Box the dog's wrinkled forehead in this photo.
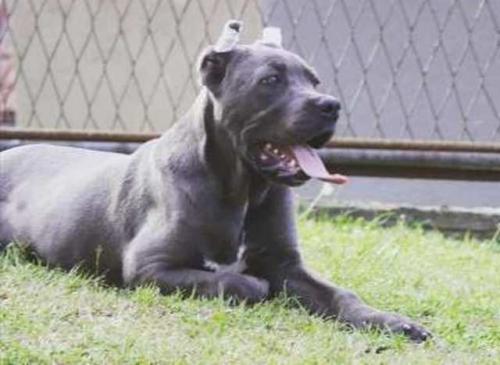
[231,44,320,86]
[221,20,318,83]
[199,20,321,98]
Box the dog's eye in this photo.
[259,75,280,86]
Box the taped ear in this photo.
[261,27,282,47]
[198,20,243,96]
[214,20,242,52]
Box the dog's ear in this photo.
[199,20,242,96]
[198,48,232,96]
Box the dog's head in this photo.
[198,21,346,186]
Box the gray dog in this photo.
[0,21,429,341]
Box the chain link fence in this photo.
[1,0,499,144]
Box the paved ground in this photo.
[298,177,500,209]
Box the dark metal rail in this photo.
[1,128,500,153]
[319,149,500,182]
[0,128,158,143]
[325,138,500,154]
[1,128,500,181]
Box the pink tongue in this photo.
[291,145,348,184]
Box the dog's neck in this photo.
[195,89,266,205]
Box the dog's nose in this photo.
[317,97,341,117]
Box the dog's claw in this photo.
[355,311,432,342]
[392,320,431,343]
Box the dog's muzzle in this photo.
[248,136,348,187]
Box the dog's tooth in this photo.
[265,143,272,150]
[273,148,279,154]
[260,153,268,161]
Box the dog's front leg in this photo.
[137,267,269,304]
[281,267,430,341]
[123,229,268,303]
[244,186,430,342]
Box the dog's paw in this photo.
[383,316,431,342]
[360,311,431,343]
[216,272,269,304]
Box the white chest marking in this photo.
[203,245,247,274]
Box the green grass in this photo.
[1,216,499,365]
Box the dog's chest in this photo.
[197,201,249,274]
[203,244,247,274]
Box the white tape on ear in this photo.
[262,27,282,47]
[214,20,243,52]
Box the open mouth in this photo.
[252,140,348,186]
